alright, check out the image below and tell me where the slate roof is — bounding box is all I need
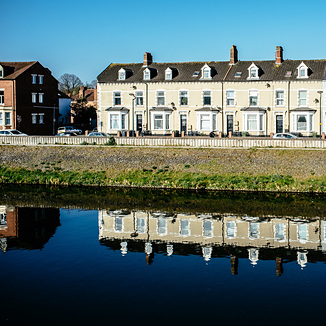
[97,59,326,83]
[0,61,37,79]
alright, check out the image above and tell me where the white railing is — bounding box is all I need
[0,136,325,148]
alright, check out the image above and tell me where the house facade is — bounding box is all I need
[0,61,58,135]
[97,46,326,137]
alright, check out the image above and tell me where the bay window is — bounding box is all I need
[197,111,218,131]
[291,112,314,132]
[109,111,128,130]
[151,110,171,131]
[5,112,10,125]
[243,111,265,132]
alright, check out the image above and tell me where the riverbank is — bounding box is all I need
[0,145,325,192]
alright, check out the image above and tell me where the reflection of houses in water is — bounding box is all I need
[0,206,60,251]
[99,209,326,274]
[0,206,18,252]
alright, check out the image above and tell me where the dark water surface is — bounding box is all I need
[1,185,326,325]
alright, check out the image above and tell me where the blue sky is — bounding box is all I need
[3,0,326,84]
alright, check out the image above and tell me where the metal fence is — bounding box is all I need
[0,136,325,148]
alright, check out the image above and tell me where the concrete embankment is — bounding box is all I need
[0,145,325,192]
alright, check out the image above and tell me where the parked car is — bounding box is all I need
[87,132,109,137]
[272,133,298,139]
[0,129,28,136]
[56,132,78,137]
[57,126,82,135]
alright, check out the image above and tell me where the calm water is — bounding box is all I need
[1,186,326,325]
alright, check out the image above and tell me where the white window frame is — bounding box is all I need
[143,68,151,80]
[0,112,2,125]
[275,90,285,107]
[297,62,308,79]
[39,75,44,84]
[118,68,126,80]
[203,90,212,106]
[291,111,314,132]
[0,89,4,105]
[39,93,44,104]
[197,112,218,131]
[298,90,308,107]
[108,111,128,131]
[151,111,171,131]
[165,68,172,80]
[0,66,3,78]
[201,64,212,80]
[32,93,37,103]
[156,90,165,106]
[247,63,259,80]
[32,74,37,84]
[249,222,259,239]
[243,111,265,132]
[157,217,167,235]
[114,216,123,232]
[135,91,143,106]
[113,91,122,106]
[226,90,235,107]
[249,90,258,106]
[179,90,188,106]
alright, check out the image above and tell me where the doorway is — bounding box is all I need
[136,114,142,132]
[180,114,187,133]
[227,115,234,134]
[276,115,283,133]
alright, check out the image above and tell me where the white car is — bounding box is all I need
[0,129,28,136]
[57,126,82,135]
[272,133,298,139]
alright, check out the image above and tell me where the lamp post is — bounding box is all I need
[317,91,323,139]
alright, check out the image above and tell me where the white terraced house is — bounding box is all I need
[97,46,326,137]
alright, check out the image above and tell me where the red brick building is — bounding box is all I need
[0,61,59,135]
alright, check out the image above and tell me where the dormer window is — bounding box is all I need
[118,68,126,80]
[201,64,212,79]
[143,68,151,80]
[248,63,259,80]
[165,68,172,80]
[297,62,308,79]
[0,65,3,79]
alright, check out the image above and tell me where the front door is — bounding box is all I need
[180,114,187,133]
[276,115,283,133]
[227,115,234,134]
[136,114,142,132]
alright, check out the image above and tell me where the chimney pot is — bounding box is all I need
[230,45,238,65]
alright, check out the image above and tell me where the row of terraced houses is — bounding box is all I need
[1,46,326,136]
[97,46,326,137]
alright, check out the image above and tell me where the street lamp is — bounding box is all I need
[317,91,323,139]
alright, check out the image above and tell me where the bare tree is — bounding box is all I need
[59,73,83,95]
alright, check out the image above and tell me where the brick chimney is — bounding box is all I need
[143,52,153,67]
[275,46,283,65]
[230,45,238,65]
